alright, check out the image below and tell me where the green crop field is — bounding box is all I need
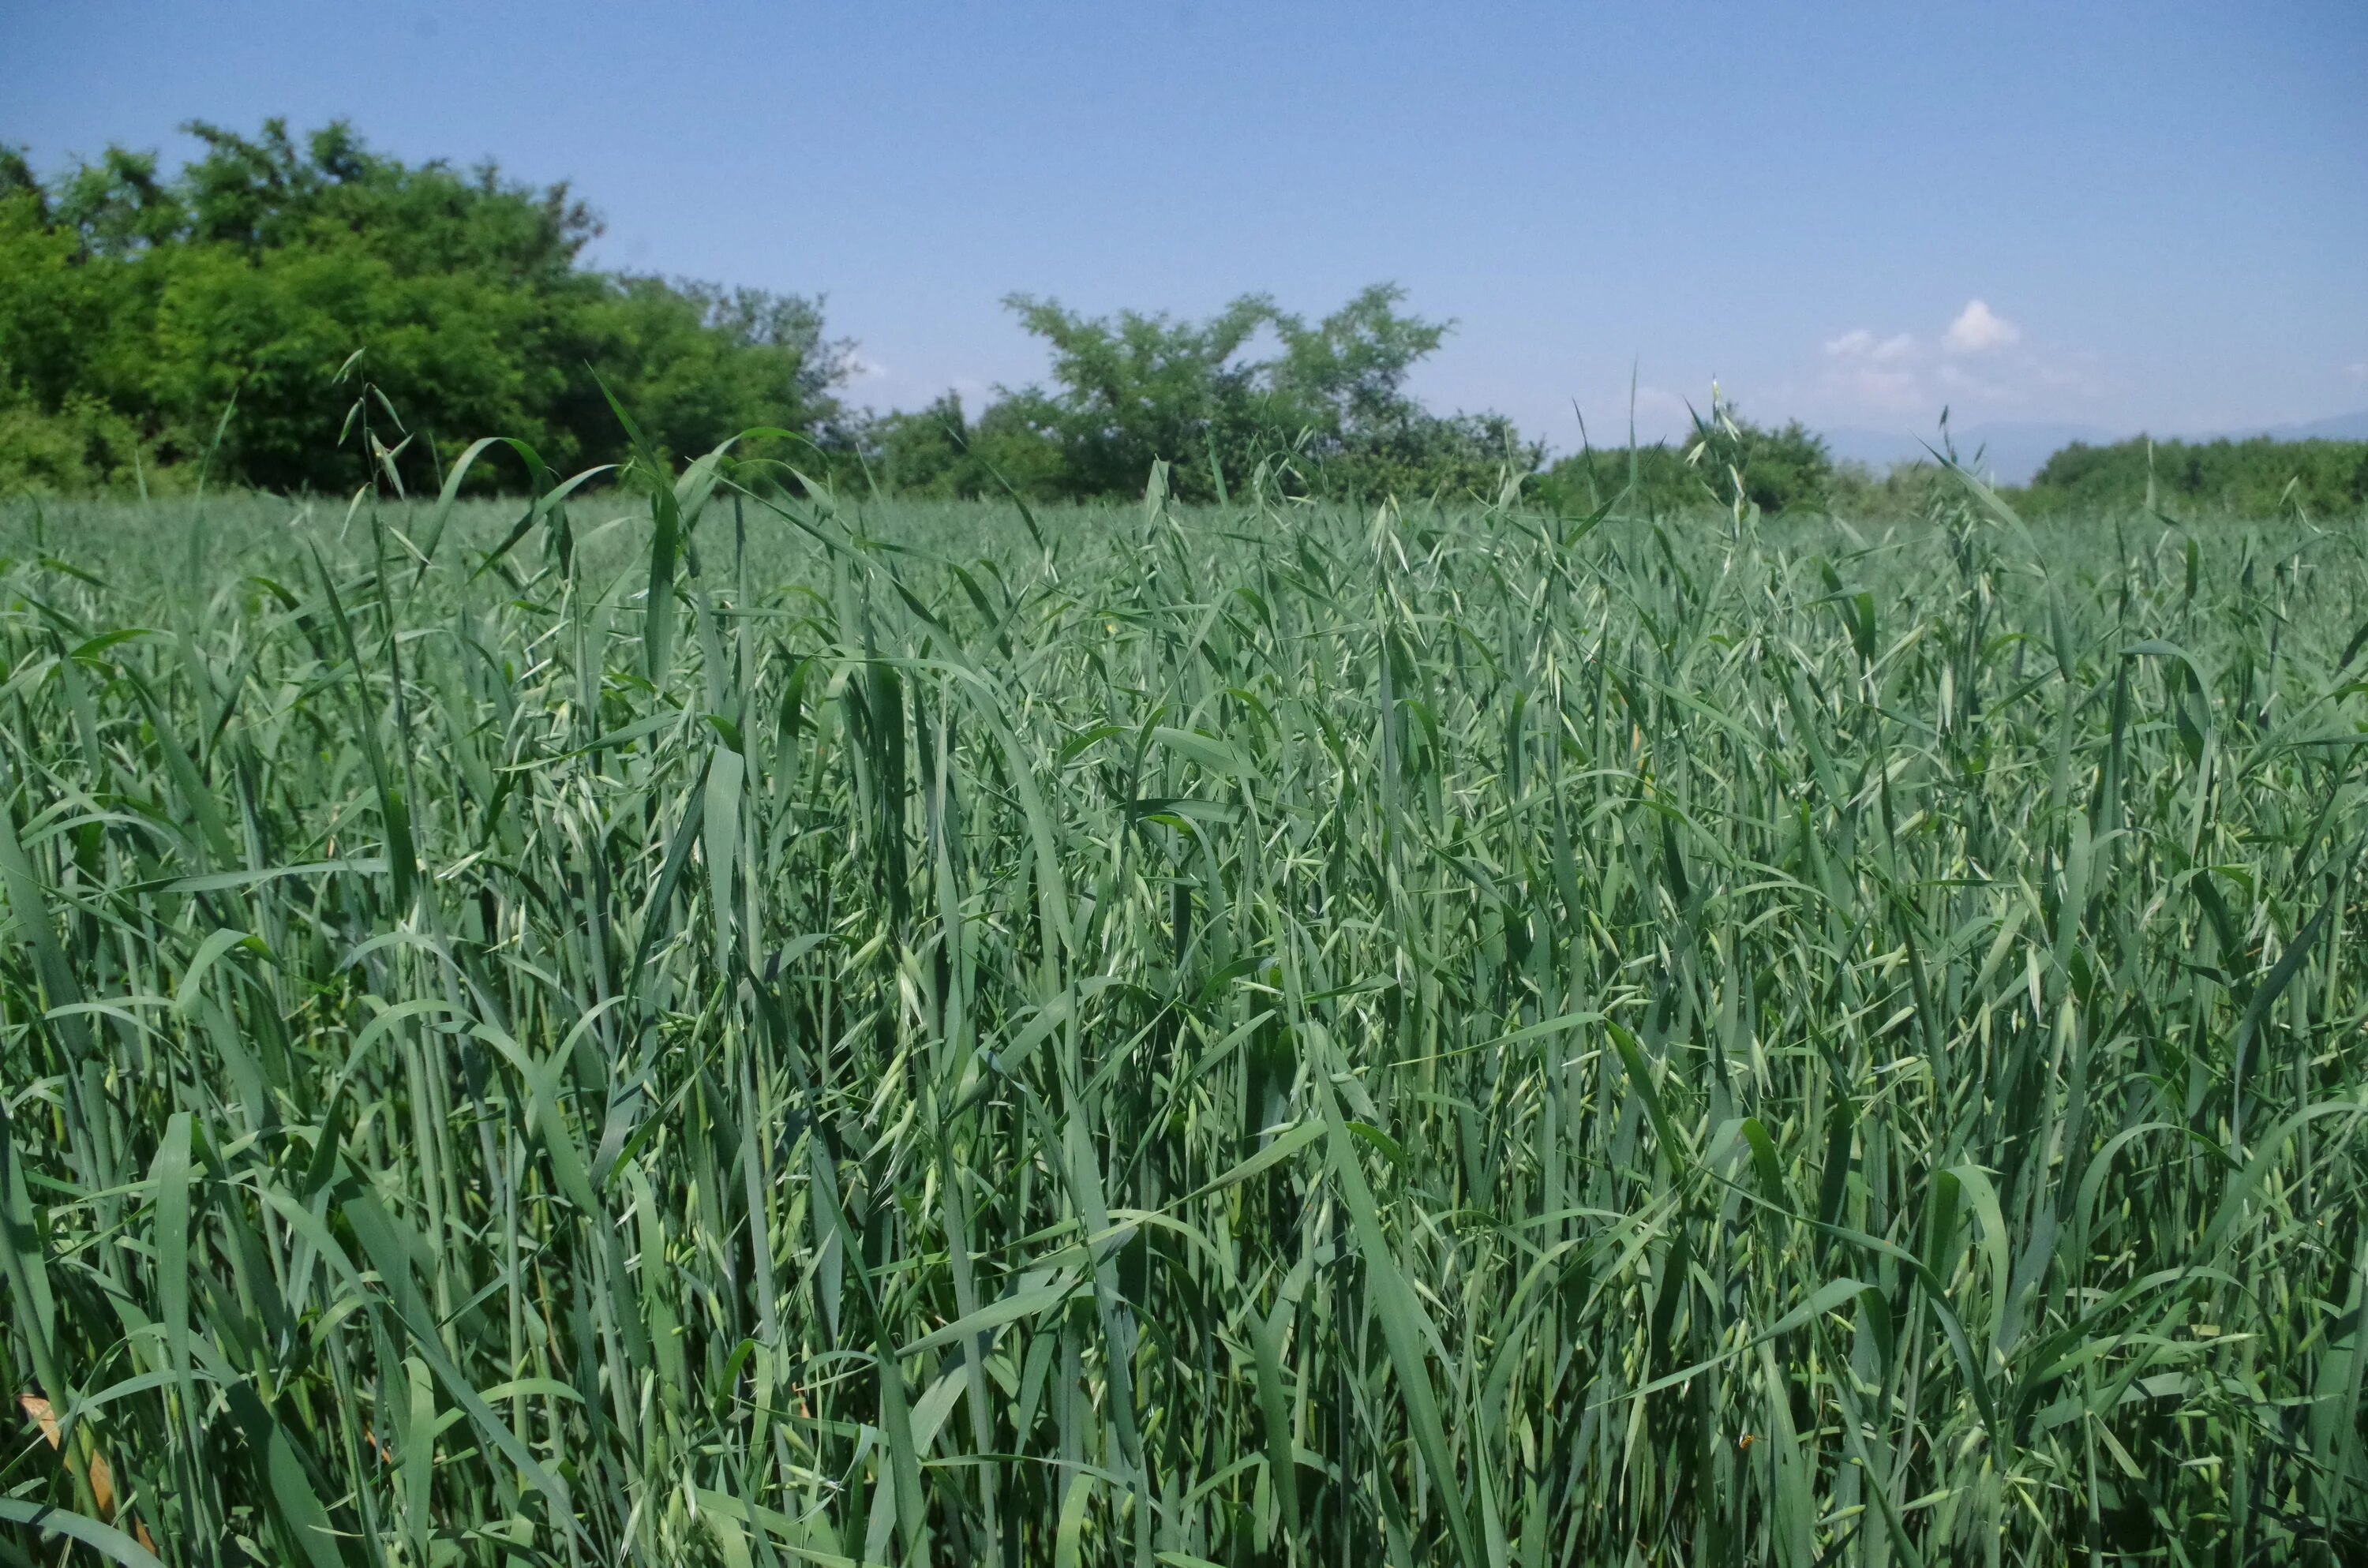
[2,451,2364,1567]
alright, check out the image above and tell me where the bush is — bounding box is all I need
[1536,400,1835,516]
[2025,435,2368,516]
[0,396,174,496]
[1825,458,1958,519]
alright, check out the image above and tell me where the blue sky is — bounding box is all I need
[6,0,2364,449]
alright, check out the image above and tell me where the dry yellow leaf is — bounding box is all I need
[20,1394,126,1527]
[88,1449,116,1518]
[18,1393,59,1449]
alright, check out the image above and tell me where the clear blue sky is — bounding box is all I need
[6,0,2364,447]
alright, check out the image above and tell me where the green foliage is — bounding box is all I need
[20,116,2365,530]
[2,458,2365,1565]
[2028,433,2368,516]
[0,120,850,495]
[862,391,1068,500]
[1538,396,1836,515]
[957,283,1538,502]
[0,396,174,496]
[993,288,1276,499]
[1315,406,1538,502]
[1,122,1541,509]
[1826,457,1958,518]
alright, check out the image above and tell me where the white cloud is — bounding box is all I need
[1812,302,2104,422]
[1842,366,1926,412]
[1825,329,1917,363]
[1821,329,1928,412]
[2347,361,2368,381]
[847,354,890,381]
[1943,299,2021,354]
[1937,362,2014,402]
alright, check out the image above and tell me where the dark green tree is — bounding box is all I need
[978,283,1534,501]
[1538,398,1834,515]
[993,291,1274,499]
[0,119,852,495]
[2026,436,2368,516]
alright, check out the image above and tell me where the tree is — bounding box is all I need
[977,283,1534,502]
[994,291,1274,500]
[0,119,853,496]
[2025,436,2368,516]
[1537,397,1835,516]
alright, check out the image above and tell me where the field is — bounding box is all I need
[2,465,2365,1567]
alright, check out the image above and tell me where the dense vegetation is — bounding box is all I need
[0,121,2125,521]
[2027,435,2368,518]
[2,418,2364,1566]
[12,120,2366,521]
[0,121,1540,507]
[866,287,1539,505]
[1531,402,1840,517]
[0,122,852,496]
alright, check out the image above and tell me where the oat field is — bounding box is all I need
[2,451,2364,1566]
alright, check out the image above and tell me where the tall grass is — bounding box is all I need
[2,451,2364,1566]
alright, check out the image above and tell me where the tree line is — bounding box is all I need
[2023,435,2368,518]
[0,118,1835,509]
[4,119,2362,515]
[0,121,846,496]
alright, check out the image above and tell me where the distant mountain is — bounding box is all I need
[1823,412,2368,487]
[2230,410,2368,442]
[1824,422,2119,487]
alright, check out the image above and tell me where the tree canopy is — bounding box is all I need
[0,122,1535,503]
[2024,435,2368,517]
[9,119,2363,515]
[1533,395,1837,517]
[863,285,1535,503]
[0,119,849,494]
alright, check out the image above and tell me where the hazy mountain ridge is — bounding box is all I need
[1824,412,2368,486]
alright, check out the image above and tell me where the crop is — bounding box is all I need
[2,437,2364,1566]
